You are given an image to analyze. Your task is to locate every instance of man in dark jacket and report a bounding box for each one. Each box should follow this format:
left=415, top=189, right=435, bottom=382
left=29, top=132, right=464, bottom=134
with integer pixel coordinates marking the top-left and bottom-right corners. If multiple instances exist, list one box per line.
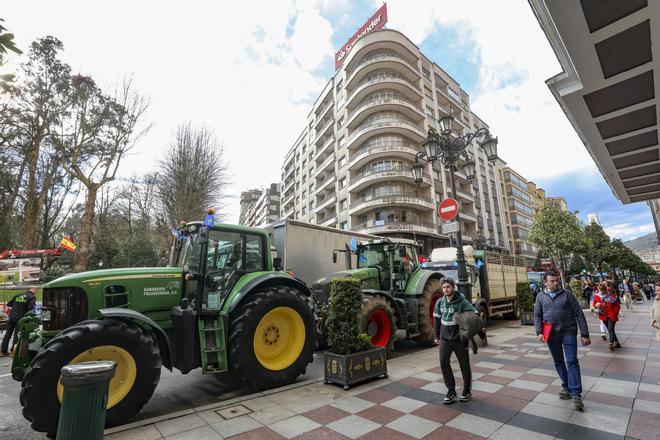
left=434, top=278, right=476, bottom=404
left=534, top=271, right=590, bottom=411
left=1, top=287, right=37, bottom=355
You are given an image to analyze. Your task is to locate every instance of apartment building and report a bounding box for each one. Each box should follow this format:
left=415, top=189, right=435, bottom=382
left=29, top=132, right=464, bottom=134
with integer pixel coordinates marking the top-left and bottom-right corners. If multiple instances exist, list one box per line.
left=239, top=184, right=281, bottom=227
left=500, top=167, right=537, bottom=263
left=279, top=28, right=509, bottom=253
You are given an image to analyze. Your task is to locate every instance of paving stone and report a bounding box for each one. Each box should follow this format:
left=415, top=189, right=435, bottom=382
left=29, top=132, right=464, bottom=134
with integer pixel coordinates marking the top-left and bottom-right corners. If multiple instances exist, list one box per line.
left=633, top=398, right=660, bottom=415
left=269, top=415, right=321, bottom=439
left=424, top=425, right=486, bottom=439
left=329, top=396, right=375, bottom=414
left=356, top=404, right=405, bottom=425
left=567, top=400, right=631, bottom=436
left=413, top=371, right=442, bottom=381
left=471, top=380, right=503, bottom=393
left=354, top=388, right=397, bottom=404
left=411, top=402, right=460, bottom=424
left=591, top=377, right=639, bottom=398
left=217, top=404, right=252, bottom=419
left=164, top=425, right=223, bottom=440
left=356, top=426, right=416, bottom=440
left=420, top=381, right=447, bottom=394
left=626, top=409, right=660, bottom=440
left=478, top=374, right=514, bottom=385
left=228, top=426, right=285, bottom=440
left=521, top=401, right=574, bottom=422
left=302, top=405, right=351, bottom=425
left=155, top=414, right=207, bottom=438
left=386, top=413, right=441, bottom=439
left=380, top=395, right=427, bottom=413
left=584, top=390, right=635, bottom=408
left=212, top=414, right=264, bottom=438
left=489, top=423, right=555, bottom=440
left=496, top=385, right=540, bottom=401
left=505, top=412, right=565, bottom=438
left=474, top=361, right=505, bottom=369
left=446, top=413, right=503, bottom=437
left=489, top=369, right=524, bottom=379
left=493, top=354, right=520, bottom=360
left=508, top=379, right=548, bottom=392
left=326, top=414, right=381, bottom=439
left=105, top=425, right=163, bottom=440
left=241, top=396, right=279, bottom=412
left=249, top=405, right=297, bottom=425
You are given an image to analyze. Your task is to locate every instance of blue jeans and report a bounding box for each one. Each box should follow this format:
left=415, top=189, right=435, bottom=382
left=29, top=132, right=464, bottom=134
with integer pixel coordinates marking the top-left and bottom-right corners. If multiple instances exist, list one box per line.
left=547, top=333, right=582, bottom=397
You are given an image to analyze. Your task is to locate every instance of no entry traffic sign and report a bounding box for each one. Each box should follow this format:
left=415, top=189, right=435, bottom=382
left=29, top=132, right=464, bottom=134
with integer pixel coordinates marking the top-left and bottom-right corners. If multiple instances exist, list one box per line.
left=438, top=198, right=459, bottom=221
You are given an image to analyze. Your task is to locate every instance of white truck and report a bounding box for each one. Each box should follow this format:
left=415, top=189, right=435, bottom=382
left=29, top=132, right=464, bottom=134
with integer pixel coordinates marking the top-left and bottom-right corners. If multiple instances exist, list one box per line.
left=425, top=246, right=527, bottom=323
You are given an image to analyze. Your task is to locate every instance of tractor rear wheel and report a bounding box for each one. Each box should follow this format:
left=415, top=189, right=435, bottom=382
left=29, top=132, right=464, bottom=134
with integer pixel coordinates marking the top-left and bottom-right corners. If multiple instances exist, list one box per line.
left=228, top=286, right=315, bottom=390
left=20, top=319, right=161, bottom=435
left=359, top=295, right=395, bottom=351
left=414, top=278, right=443, bottom=346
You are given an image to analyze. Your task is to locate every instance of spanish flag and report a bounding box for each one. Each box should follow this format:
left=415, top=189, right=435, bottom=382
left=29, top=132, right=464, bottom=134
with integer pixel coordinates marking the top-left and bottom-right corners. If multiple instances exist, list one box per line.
left=60, top=236, right=77, bottom=252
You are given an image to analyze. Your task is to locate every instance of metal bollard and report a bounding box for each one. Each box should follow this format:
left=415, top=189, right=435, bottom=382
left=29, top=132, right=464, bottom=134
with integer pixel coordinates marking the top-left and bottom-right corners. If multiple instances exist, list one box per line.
left=56, top=360, right=117, bottom=440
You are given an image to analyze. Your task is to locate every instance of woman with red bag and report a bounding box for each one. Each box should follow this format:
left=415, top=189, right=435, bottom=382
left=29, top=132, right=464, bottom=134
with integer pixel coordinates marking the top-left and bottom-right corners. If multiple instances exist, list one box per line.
left=593, top=282, right=621, bottom=350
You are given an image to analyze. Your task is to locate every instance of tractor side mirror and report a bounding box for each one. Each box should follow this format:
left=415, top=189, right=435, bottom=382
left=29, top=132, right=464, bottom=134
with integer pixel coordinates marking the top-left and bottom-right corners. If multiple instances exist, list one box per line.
left=273, top=257, right=282, bottom=271
left=332, top=252, right=337, bottom=264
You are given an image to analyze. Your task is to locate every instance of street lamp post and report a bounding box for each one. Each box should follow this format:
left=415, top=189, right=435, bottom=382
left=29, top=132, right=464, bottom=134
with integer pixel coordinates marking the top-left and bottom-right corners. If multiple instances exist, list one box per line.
left=411, top=115, right=498, bottom=302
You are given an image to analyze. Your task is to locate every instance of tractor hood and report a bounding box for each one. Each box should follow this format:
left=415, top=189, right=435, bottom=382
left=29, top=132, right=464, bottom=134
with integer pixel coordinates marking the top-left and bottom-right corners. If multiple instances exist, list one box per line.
left=311, top=267, right=380, bottom=305
left=44, top=267, right=182, bottom=289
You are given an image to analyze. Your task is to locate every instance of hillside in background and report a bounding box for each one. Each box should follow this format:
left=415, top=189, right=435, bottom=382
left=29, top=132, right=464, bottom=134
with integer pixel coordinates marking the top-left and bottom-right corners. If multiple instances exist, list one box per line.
left=624, top=232, right=658, bottom=252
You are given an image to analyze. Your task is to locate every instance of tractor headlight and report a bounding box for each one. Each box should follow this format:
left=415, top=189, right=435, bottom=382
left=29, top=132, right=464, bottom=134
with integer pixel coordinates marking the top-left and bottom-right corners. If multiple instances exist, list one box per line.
left=41, top=309, right=52, bottom=322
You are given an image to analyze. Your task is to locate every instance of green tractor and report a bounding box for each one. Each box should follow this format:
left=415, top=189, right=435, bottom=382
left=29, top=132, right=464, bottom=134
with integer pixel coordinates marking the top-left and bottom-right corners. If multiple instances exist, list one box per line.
left=312, top=238, right=457, bottom=350
left=12, top=221, right=316, bottom=435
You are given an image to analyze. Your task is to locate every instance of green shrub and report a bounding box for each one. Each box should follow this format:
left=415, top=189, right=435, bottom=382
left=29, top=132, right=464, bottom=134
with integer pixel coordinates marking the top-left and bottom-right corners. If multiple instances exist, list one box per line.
left=516, top=281, right=534, bottom=312
left=569, top=279, right=582, bottom=298
left=326, top=277, right=372, bottom=355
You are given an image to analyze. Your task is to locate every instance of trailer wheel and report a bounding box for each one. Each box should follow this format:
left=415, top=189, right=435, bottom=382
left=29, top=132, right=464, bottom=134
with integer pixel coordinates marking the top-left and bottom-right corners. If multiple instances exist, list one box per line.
left=479, top=304, right=489, bottom=326
left=359, top=295, right=396, bottom=351
left=503, top=302, right=521, bottom=320
left=414, top=278, right=443, bottom=347
left=20, top=319, right=161, bottom=435
left=228, top=286, right=315, bottom=390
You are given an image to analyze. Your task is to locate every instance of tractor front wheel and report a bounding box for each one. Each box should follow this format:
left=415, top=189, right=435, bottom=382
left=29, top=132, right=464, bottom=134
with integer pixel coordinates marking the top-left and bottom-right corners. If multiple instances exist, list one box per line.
left=359, top=296, right=395, bottom=351
left=20, top=319, right=161, bottom=435
left=228, top=286, right=315, bottom=390
left=414, top=278, right=443, bottom=346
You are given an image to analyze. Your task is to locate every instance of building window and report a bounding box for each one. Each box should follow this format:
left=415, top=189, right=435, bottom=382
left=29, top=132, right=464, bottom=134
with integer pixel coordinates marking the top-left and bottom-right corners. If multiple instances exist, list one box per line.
left=340, top=221, right=348, bottom=230
left=340, top=199, right=348, bottom=211
left=335, top=79, right=343, bottom=92
left=339, top=177, right=346, bottom=189
left=338, top=136, right=346, bottom=148
left=338, top=155, right=347, bottom=168
left=426, top=105, right=434, bottom=119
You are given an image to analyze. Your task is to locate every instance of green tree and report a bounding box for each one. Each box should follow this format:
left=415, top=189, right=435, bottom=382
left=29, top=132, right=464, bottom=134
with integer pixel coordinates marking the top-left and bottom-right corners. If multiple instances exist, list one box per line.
left=0, top=18, right=22, bottom=91
left=529, top=202, right=585, bottom=284
left=583, top=222, right=614, bottom=273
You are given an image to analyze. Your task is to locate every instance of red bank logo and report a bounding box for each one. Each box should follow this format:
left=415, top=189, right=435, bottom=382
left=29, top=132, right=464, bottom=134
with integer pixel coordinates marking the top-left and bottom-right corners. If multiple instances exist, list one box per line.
left=335, top=4, right=388, bottom=70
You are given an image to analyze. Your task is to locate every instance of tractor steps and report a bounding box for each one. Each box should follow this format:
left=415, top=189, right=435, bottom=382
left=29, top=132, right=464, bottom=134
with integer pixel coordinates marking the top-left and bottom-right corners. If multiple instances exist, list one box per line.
left=199, top=311, right=228, bottom=374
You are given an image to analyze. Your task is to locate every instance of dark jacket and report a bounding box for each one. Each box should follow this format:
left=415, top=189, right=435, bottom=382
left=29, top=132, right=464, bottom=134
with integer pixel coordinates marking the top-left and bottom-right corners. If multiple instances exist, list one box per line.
left=8, top=290, right=36, bottom=321
left=534, top=289, right=589, bottom=338
left=433, top=292, right=475, bottom=341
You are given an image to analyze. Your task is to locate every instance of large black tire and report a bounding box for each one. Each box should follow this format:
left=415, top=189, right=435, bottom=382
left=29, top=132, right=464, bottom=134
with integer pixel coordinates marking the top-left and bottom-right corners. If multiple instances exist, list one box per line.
left=503, top=302, right=521, bottom=320
left=228, top=286, right=315, bottom=390
left=414, top=278, right=443, bottom=347
left=20, top=319, right=161, bottom=435
left=359, top=295, right=396, bottom=351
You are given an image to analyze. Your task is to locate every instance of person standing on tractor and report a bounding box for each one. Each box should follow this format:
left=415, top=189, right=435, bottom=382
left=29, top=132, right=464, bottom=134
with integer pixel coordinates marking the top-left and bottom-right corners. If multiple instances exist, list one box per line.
left=434, top=278, right=476, bottom=404
left=1, top=287, right=37, bottom=356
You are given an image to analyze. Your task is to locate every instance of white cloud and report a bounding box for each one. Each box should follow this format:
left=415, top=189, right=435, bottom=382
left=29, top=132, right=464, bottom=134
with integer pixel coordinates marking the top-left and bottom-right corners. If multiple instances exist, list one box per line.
left=604, top=223, right=655, bottom=242
left=378, top=0, right=595, bottom=180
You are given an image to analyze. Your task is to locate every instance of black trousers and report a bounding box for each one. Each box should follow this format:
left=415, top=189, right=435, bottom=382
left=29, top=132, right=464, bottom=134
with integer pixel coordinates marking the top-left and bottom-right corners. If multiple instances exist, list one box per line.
left=605, top=319, right=619, bottom=343
left=1, top=319, right=18, bottom=353
left=439, top=338, right=471, bottom=393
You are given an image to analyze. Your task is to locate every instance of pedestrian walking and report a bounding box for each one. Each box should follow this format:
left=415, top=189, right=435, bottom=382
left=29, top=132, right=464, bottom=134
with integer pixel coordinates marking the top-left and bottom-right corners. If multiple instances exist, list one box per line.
left=593, top=283, right=621, bottom=350
left=622, top=279, right=634, bottom=312
left=651, top=282, right=660, bottom=343
left=434, top=277, right=476, bottom=404
left=1, top=287, right=37, bottom=356
left=591, top=283, right=608, bottom=340
left=534, top=270, right=591, bottom=411
left=582, top=280, right=594, bottom=305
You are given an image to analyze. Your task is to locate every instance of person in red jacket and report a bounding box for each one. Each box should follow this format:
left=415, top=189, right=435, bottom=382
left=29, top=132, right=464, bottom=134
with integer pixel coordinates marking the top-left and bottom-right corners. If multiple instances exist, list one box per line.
left=592, top=282, right=621, bottom=350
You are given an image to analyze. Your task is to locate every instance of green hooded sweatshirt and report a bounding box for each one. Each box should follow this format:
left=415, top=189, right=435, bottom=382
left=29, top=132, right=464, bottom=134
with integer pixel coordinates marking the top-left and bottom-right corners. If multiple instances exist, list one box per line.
left=433, top=292, right=475, bottom=340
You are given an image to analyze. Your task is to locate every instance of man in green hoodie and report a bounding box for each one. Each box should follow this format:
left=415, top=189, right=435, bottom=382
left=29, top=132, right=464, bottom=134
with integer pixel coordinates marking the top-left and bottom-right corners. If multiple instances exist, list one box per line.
left=434, top=277, right=476, bottom=404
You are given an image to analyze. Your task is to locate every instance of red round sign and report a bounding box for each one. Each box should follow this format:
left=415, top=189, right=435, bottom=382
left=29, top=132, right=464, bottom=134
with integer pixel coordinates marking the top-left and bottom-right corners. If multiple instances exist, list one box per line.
left=438, top=198, right=459, bottom=221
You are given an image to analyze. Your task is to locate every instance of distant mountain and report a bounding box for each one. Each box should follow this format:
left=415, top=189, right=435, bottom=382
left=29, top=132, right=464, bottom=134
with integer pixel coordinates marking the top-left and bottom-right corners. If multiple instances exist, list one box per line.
left=624, top=232, right=658, bottom=252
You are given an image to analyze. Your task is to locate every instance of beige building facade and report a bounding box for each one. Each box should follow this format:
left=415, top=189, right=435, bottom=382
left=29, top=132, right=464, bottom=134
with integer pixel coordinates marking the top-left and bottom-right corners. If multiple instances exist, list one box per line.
left=279, top=29, right=509, bottom=254
left=239, top=184, right=281, bottom=227
left=500, top=167, right=537, bottom=262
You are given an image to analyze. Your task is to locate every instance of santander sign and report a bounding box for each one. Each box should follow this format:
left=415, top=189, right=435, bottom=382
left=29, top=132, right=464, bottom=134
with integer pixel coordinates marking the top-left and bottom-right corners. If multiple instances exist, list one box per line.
left=335, top=4, right=388, bottom=70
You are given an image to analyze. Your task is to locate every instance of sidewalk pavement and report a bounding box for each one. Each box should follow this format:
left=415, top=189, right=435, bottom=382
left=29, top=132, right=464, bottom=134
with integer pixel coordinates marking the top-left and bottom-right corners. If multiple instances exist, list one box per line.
left=104, top=301, right=660, bottom=440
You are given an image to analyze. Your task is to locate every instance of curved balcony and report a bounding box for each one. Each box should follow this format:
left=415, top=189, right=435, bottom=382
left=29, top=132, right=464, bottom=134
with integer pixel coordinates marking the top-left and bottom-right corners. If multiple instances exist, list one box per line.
left=315, top=175, right=335, bottom=194
left=346, top=50, right=420, bottom=91
left=348, top=167, right=431, bottom=193
left=349, top=192, right=434, bottom=216
left=347, top=97, right=424, bottom=129
left=313, top=136, right=334, bottom=162
left=321, top=216, right=338, bottom=227
left=347, top=119, right=426, bottom=150
left=314, top=195, right=336, bottom=213
left=315, top=119, right=334, bottom=142
left=353, top=219, right=438, bottom=236
left=313, top=154, right=335, bottom=178
left=347, top=74, right=422, bottom=110
left=348, top=141, right=420, bottom=171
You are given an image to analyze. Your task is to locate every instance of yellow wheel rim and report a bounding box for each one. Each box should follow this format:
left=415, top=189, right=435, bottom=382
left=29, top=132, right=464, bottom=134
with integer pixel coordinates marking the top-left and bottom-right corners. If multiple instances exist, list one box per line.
left=56, top=345, right=137, bottom=409
left=253, top=306, right=305, bottom=371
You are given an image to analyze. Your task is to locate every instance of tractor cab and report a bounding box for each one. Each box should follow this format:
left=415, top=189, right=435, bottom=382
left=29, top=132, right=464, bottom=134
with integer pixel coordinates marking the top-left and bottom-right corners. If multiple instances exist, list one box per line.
left=355, top=238, right=420, bottom=293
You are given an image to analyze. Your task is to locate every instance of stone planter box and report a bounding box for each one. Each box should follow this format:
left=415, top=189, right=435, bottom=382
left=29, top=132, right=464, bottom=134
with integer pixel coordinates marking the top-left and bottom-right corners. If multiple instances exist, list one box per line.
left=324, top=347, right=387, bottom=390
left=521, top=311, right=535, bottom=325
